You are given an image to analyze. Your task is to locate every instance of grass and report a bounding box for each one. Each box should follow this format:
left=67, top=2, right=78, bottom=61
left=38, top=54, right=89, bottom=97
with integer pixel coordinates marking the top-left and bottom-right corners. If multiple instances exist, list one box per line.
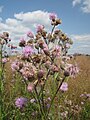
left=3, top=55, right=90, bottom=119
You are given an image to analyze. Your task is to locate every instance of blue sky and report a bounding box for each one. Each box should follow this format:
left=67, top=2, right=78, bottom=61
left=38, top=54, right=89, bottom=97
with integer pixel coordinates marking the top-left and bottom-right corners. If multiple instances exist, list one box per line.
left=0, top=0, right=90, bottom=54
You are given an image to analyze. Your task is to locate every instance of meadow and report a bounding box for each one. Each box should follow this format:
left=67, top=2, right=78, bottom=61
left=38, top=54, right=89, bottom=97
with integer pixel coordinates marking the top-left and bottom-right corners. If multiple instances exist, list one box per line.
left=2, top=54, right=90, bottom=120
left=0, top=13, right=90, bottom=120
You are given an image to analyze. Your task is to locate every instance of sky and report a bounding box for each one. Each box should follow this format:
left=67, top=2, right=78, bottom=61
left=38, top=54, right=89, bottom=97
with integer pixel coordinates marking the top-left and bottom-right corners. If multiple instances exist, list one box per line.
left=0, top=0, right=90, bottom=54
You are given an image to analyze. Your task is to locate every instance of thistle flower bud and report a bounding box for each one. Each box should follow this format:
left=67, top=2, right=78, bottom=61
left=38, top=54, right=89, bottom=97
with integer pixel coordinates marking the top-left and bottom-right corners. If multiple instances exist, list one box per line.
left=55, top=19, right=62, bottom=25
left=37, top=69, right=44, bottom=78
left=27, top=83, right=34, bottom=92
left=38, top=39, right=44, bottom=49
left=64, top=71, right=70, bottom=77
left=50, top=65, right=59, bottom=72
left=32, top=55, right=41, bottom=63
left=19, top=37, right=26, bottom=47
left=3, top=32, right=9, bottom=38
left=43, top=47, right=50, bottom=56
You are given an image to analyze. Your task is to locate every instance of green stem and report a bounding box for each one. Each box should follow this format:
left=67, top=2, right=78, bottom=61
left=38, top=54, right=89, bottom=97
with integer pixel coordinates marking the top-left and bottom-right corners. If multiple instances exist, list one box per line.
left=34, top=87, right=47, bottom=120
left=46, top=76, right=66, bottom=117
left=51, top=25, right=55, bottom=35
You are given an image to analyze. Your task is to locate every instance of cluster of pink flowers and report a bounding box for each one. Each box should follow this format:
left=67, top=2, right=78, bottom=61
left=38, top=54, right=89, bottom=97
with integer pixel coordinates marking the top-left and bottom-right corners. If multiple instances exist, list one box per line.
left=15, top=97, right=27, bottom=108
left=65, top=64, right=79, bottom=78
left=22, top=46, right=34, bottom=58
left=20, top=66, right=35, bottom=80
left=9, top=12, right=80, bottom=118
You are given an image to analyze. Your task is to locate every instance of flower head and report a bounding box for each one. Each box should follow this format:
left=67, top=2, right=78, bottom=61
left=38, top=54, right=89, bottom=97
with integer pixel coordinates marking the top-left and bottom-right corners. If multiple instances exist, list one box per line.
left=15, top=97, right=27, bottom=108
left=49, top=13, right=57, bottom=21
left=60, top=82, right=68, bottom=92
left=19, top=37, right=26, bottom=47
left=27, top=83, right=34, bottom=92
left=11, top=61, right=19, bottom=71
left=27, top=31, right=34, bottom=38
left=65, top=64, right=79, bottom=78
left=2, top=58, right=9, bottom=64
left=36, top=24, right=44, bottom=32
left=22, top=46, right=34, bottom=58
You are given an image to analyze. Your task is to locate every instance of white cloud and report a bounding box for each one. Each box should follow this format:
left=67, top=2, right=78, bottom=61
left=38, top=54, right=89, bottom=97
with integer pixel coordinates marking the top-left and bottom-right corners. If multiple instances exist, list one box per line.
left=71, top=34, right=90, bottom=41
left=72, top=0, right=81, bottom=7
left=14, top=10, right=51, bottom=28
left=0, top=10, right=52, bottom=45
left=81, top=0, right=90, bottom=13
left=69, top=34, right=90, bottom=54
left=0, top=6, right=3, bottom=13
left=72, top=0, right=90, bottom=13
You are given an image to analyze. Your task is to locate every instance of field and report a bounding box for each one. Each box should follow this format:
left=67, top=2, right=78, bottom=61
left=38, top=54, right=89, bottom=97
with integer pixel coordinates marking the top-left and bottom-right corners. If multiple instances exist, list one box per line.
left=3, top=54, right=90, bottom=120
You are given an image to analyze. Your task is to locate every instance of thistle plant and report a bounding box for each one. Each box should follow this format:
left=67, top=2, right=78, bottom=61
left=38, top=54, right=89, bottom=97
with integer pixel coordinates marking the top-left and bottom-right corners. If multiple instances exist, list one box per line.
left=0, top=32, right=11, bottom=119
left=1, top=13, right=80, bottom=120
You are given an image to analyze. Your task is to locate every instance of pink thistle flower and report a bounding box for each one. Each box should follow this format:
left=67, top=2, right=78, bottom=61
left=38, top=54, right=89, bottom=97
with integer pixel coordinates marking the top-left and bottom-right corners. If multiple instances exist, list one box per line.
left=60, top=82, right=68, bottom=92
left=22, top=46, right=34, bottom=58
left=27, top=83, right=34, bottom=92
left=2, top=58, right=9, bottom=64
left=50, top=65, right=59, bottom=72
left=20, top=66, right=35, bottom=80
left=49, top=13, right=57, bottom=20
left=37, top=69, right=44, bottom=78
left=65, top=43, right=70, bottom=48
left=19, top=37, right=26, bottom=47
left=36, top=24, right=44, bottom=32
left=65, top=64, right=79, bottom=78
left=11, top=61, right=19, bottom=71
left=27, top=31, right=34, bottom=38
left=15, top=97, right=27, bottom=108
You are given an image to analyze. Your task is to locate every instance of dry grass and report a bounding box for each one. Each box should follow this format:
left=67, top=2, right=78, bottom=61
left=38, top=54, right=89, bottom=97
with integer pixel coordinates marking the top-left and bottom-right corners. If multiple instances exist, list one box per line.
left=4, top=55, right=90, bottom=102
left=67, top=55, right=90, bottom=103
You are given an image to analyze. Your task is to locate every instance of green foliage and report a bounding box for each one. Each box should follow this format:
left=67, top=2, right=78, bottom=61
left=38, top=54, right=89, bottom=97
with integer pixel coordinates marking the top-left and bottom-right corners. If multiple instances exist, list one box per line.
left=80, top=102, right=90, bottom=120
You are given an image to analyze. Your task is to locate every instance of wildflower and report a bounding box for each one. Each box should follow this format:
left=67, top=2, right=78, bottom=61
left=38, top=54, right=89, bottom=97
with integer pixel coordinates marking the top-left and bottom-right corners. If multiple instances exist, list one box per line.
left=11, top=45, right=17, bottom=49
left=52, top=45, right=61, bottom=57
left=20, top=66, right=35, bottom=80
left=27, top=83, right=34, bottom=92
left=15, top=97, right=27, bottom=108
left=0, top=32, right=10, bottom=43
left=46, top=104, right=50, bottom=109
left=36, top=24, right=44, bottom=32
left=27, top=31, right=34, bottom=38
left=30, top=98, right=36, bottom=103
left=37, top=69, right=44, bottom=79
left=49, top=13, right=57, bottom=21
left=60, top=111, right=68, bottom=118
left=38, top=39, right=44, bottom=48
left=19, top=37, right=26, bottom=47
left=50, top=65, right=59, bottom=72
left=65, top=43, right=70, bottom=49
left=65, top=64, right=79, bottom=78
left=55, top=19, right=62, bottom=25
left=11, top=61, right=19, bottom=71
left=22, top=46, right=34, bottom=58
left=2, top=58, right=9, bottom=64
left=47, top=97, right=51, bottom=101
left=60, top=82, right=68, bottom=92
